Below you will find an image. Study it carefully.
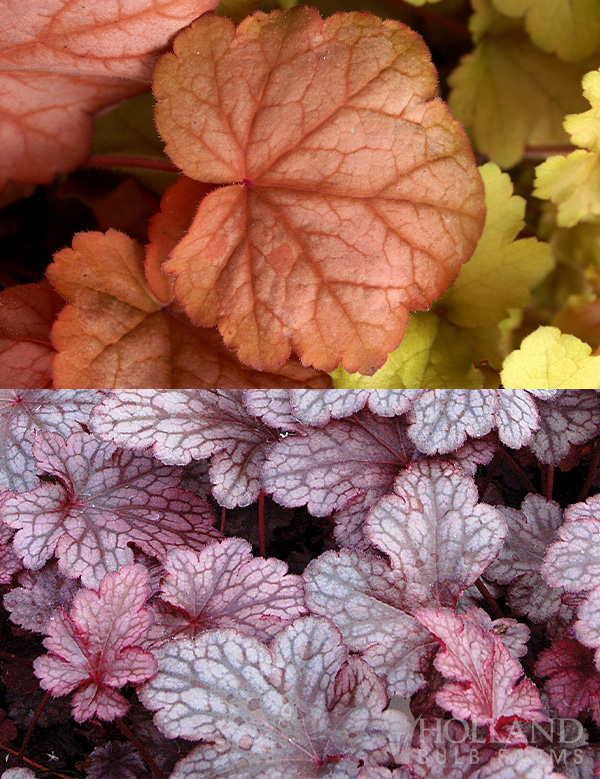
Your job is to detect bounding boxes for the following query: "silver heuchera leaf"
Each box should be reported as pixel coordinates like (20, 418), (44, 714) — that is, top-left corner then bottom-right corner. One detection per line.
(304, 549), (436, 697)
(405, 390), (549, 455)
(288, 390), (416, 426)
(529, 391), (600, 465)
(486, 495), (564, 622)
(0, 390), (100, 492)
(0, 430), (221, 588)
(261, 410), (415, 517)
(305, 461), (506, 696)
(366, 460), (506, 609)
(139, 617), (405, 778)
(89, 390), (279, 507)
(149, 538), (307, 644)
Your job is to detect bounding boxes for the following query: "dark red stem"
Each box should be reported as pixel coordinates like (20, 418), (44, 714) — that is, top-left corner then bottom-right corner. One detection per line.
(220, 506), (226, 534)
(497, 448), (537, 493)
(541, 464), (554, 501)
(115, 717), (165, 779)
(578, 438), (600, 501)
(10, 689), (51, 768)
(474, 578), (504, 620)
(83, 154), (178, 173)
(521, 145), (576, 159)
(0, 743), (72, 778)
(258, 491), (266, 558)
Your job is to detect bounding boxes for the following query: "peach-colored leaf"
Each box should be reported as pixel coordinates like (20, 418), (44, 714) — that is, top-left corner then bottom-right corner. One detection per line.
(0, 0), (219, 189)
(154, 8), (486, 373)
(0, 281), (64, 388)
(46, 222), (331, 388)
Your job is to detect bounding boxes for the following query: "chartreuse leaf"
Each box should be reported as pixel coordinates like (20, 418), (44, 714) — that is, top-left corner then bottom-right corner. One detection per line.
(153, 7), (485, 375)
(332, 313), (488, 389)
(501, 326), (600, 388)
(492, 0), (600, 61)
(440, 163), (552, 327)
(565, 68), (600, 150)
(333, 163), (551, 389)
(535, 68), (600, 226)
(449, 0), (593, 168)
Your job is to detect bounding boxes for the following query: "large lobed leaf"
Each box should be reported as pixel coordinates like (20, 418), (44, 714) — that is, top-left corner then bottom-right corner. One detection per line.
(47, 178), (331, 388)
(303, 460), (505, 696)
(140, 616), (405, 778)
(153, 7), (486, 374)
(0, 0), (219, 189)
(415, 607), (547, 744)
(0, 430), (221, 587)
(90, 390), (280, 507)
(150, 538), (307, 644)
(33, 564), (156, 722)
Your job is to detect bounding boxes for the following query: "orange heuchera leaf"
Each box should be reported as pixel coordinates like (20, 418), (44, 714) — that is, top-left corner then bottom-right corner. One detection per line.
(46, 179), (332, 389)
(153, 8), (486, 374)
(0, 0), (218, 189)
(0, 281), (64, 388)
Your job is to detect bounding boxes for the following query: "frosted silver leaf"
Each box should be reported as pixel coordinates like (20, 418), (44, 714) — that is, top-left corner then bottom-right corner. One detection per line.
(90, 390), (278, 507)
(139, 617), (401, 778)
(304, 550), (435, 696)
(486, 495), (564, 622)
(0, 390), (99, 492)
(366, 460), (506, 609)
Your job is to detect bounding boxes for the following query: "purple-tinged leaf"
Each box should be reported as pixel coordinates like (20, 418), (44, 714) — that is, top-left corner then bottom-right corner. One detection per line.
(33, 564), (156, 723)
(559, 745), (600, 779)
(304, 550), (436, 697)
(415, 608), (547, 744)
(0, 390), (99, 492)
(87, 742), (146, 779)
(542, 507), (600, 594)
(262, 410), (416, 517)
(0, 430), (221, 588)
(529, 391), (600, 465)
(333, 438), (496, 552)
(486, 495), (564, 622)
(288, 390), (415, 426)
(140, 617), (402, 778)
(150, 538), (306, 644)
(476, 747), (567, 779)
(366, 460), (506, 609)
(241, 390), (302, 431)
(406, 390), (554, 455)
(3, 562), (79, 633)
(374, 719), (497, 779)
(89, 390), (279, 507)
(1, 770), (38, 779)
(535, 638), (600, 727)
(467, 607), (530, 659)
(0, 506), (21, 584)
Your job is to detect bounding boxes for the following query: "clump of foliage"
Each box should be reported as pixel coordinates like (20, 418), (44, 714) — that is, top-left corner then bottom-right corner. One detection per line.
(2, 0), (600, 388)
(2, 389), (600, 777)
